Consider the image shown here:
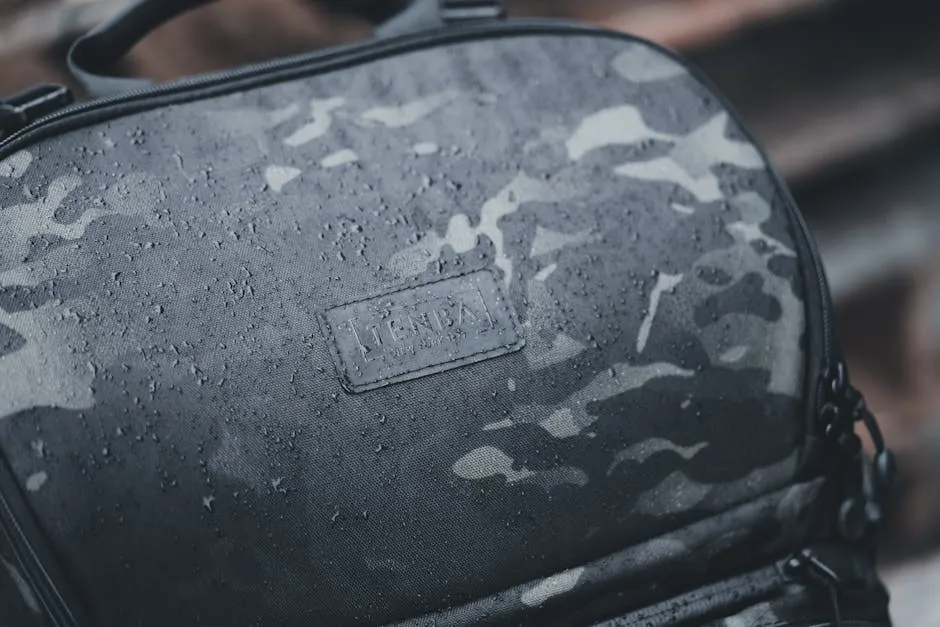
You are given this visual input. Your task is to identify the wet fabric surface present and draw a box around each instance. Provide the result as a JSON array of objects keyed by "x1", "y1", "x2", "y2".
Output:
[{"x1": 0, "y1": 32, "x2": 810, "y2": 625}]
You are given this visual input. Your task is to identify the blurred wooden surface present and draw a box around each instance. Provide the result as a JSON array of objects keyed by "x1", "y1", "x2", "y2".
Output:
[
  {"x1": 5, "y1": 0, "x2": 940, "y2": 188},
  {"x1": 0, "y1": 0, "x2": 833, "y2": 55},
  {"x1": 579, "y1": 0, "x2": 834, "y2": 49}
]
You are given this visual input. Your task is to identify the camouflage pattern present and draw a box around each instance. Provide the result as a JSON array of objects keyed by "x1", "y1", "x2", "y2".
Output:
[
  {"x1": 0, "y1": 31, "x2": 822, "y2": 625},
  {"x1": 390, "y1": 479, "x2": 827, "y2": 626}
]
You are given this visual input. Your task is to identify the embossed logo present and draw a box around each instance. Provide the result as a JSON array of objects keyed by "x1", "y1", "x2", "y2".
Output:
[{"x1": 321, "y1": 270, "x2": 523, "y2": 392}]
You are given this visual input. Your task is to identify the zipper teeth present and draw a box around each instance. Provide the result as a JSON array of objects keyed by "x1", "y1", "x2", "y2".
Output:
[
  {"x1": 788, "y1": 192, "x2": 834, "y2": 407},
  {"x1": 791, "y1": 204, "x2": 832, "y2": 366}
]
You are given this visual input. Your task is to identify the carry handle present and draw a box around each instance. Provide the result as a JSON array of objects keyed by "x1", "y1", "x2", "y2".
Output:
[{"x1": 68, "y1": 0, "x2": 504, "y2": 99}]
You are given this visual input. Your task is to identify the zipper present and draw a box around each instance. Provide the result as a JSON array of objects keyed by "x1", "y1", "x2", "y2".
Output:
[
  {"x1": 0, "y1": 84, "x2": 74, "y2": 137},
  {"x1": 815, "y1": 361, "x2": 897, "y2": 542},
  {"x1": 595, "y1": 545, "x2": 866, "y2": 627}
]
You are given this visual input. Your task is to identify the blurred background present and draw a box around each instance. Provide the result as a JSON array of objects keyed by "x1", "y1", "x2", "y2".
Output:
[{"x1": 2, "y1": 0, "x2": 939, "y2": 623}]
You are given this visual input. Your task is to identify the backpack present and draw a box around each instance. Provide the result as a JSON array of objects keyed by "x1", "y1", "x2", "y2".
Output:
[{"x1": 0, "y1": 1, "x2": 896, "y2": 625}]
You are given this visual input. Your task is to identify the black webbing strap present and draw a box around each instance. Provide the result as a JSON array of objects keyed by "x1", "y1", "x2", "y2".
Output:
[{"x1": 68, "y1": 0, "x2": 504, "y2": 99}]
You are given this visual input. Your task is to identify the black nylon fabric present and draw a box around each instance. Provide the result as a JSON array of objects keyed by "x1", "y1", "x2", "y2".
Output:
[{"x1": 0, "y1": 31, "x2": 820, "y2": 625}]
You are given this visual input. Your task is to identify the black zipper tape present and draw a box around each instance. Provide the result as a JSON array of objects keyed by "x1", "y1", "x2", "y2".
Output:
[{"x1": 816, "y1": 364, "x2": 897, "y2": 542}]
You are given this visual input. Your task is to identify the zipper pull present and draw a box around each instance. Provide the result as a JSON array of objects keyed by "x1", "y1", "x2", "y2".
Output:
[
  {"x1": 818, "y1": 360, "x2": 897, "y2": 542},
  {"x1": 783, "y1": 547, "x2": 845, "y2": 627},
  {"x1": 845, "y1": 384, "x2": 897, "y2": 495},
  {"x1": 0, "y1": 84, "x2": 73, "y2": 138}
]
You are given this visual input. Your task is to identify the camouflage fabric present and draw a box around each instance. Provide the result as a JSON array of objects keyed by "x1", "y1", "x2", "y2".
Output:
[
  {"x1": 0, "y1": 27, "x2": 856, "y2": 625},
  {"x1": 390, "y1": 479, "x2": 828, "y2": 625}
]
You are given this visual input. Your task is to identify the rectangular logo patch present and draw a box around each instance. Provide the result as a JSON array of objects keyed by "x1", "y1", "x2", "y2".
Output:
[{"x1": 321, "y1": 270, "x2": 524, "y2": 392}]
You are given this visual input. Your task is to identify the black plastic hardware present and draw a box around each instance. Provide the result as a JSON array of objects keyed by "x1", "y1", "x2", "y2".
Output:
[
  {"x1": 817, "y1": 360, "x2": 896, "y2": 542},
  {"x1": 440, "y1": 0, "x2": 505, "y2": 22},
  {"x1": 0, "y1": 85, "x2": 73, "y2": 137},
  {"x1": 784, "y1": 547, "x2": 845, "y2": 627}
]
